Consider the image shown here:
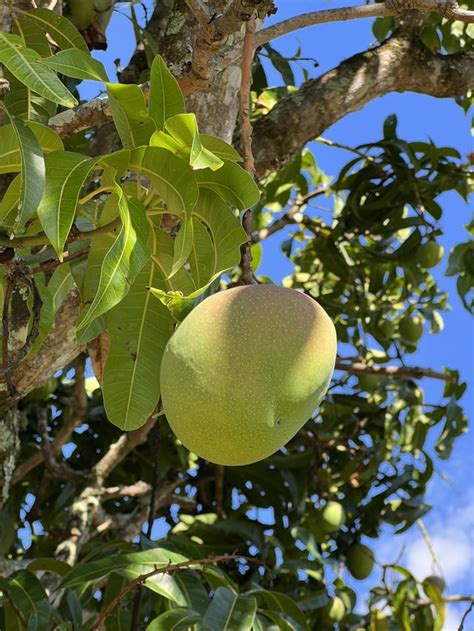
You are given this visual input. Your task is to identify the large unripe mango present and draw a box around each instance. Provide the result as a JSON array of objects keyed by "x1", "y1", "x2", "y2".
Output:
[
  {"x1": 160, "y1": 285, "x2": 337, "y2": 466},
  {"x1": 346, "y1": 543, "x2": 375, "y2": 580},
  {"x1": 318, "y1": 501, "x2": 346, "y2": 533}
]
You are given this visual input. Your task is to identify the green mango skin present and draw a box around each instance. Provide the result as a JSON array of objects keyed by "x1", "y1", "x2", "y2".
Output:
[
  {"x1": 160, "y1": 285, "x2": 337, "y2": 466},
  {"x1": 399, "y1": 314, "x2": 424, "y2": 343},
  {"x1": 325, "y1": 596, "x2": 346, "y2": 622},
  {"x1": 346, "y1": 543, "x2": 375, "y2": 580},
  {"x1": 319, "y1": 501, "x2": 346, "y2": 533},
  {"x1": 415, "y1": 241, "x2": 444, "y2": 269}
]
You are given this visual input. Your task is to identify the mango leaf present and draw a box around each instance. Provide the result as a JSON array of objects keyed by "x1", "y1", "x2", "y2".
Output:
[
  {"x1": 27, "y1": 558, "x2": 71, "y2": 577},
  {"x1": 107, "y1": 83, "x2": 156, "y2": 148},
  {"x1": 7, "y1": 113, "x2": 45, "y2": 232},
  {"x1": 201, "y1": 587, "x2": 257, "y2": 631},
  {"x1": 173, "y1": 572, "x2": 210, "y2": 613},
  {"x1": 128, "y1": 147, "x2": 199, "y2": 276},
  {"x1": 200, "y1": 134, "x2": 242, "y2": 163},
  {"x1": 14, "y1": 18, "x2": 51, "y2": 57},
  {"x1": 0, "y1": 121, "x2": 61, "y2": 175},
  {"x1": 146, "y1": 608, "x2": 201, "y2": 631},
  {"x1": 422, "y1": 579, "x2": 446, "y2": 631},
  {"x1": 164, "y1": 113, "x2": 224, "y2": 171},
  {"x1": 76, "y1": 192, "x2": 150, "y2": 342},
  {"x1": 251, "y1": 590, "x2": 308, "y2": 630},
  {"x1": 103, "y1": 226, "x2": 175, "y2": 431},
  {"x1": 37, "y1": 152, "x2": 99, "y2": 258},
  {"x1": 148, "y1": 55, "x2": 185, "y2": 131},
  {"x1": 61, "y1": 548, "x2": 188, "y2": 589},
  {"x1": 0, "y1": 176, "x2": 21, "y2": 228},
  {"x1": 195, "y1": 160, "x2": 260, "y2": 209},
  {"x1": 43, "y1": 49, "x2": 109, "y2": 82},
  {"x1": 0, "y1": 571, "x2": 51, "y2": 630},
  {"x1": 20, "y1": 7, "x2": 89, "y2": 52},
  {"x1": 0, "y1": 33, "x2": 77, "y2": 107}
]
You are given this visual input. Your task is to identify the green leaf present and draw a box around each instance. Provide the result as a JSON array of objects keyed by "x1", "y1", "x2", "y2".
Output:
[
  {"x1": 201, "y1": 588, "x2": 257, "y2": 631},
  {"x1": 1, "y1": 571, "x2": 51, "y2": 629},
  {"x1": 200, "y1": 135, "x2": 242, "y2": 163},
  {"x1": 146, "y1": 608, "x2": 201, "y2": 631},
  {"x1": 76, "y1": 191, "x2": 150, "y2": 342},
  {"x1": 61, "y1": 548, "x2": 188, "y2": 589},
  {"x1": 0, "y1": 175, "x2": 21, "y2": 228},
  {"x1": 43, "y1": 49, "x2": 109, "y2": 82},
  {"x1": 21, "y1": 7, "x2": 89, "y2": 52},
  {"x1": 37, "y1": 152, "x2": 99, "y2": 258},
  {"x1": 195, "y1": 161, "x2": 260, "y2": 210},
  {"x1": 103, "y1": 226, "x2": 176, "y2": 431},
  {"x1": 107, "y1": 83, "x2": 156, "y2": 148},
  {"x1": 164, "y1": 113, "x2": 224, "y2": 171},
  {"x1": 148, "y1": 55, "x2": 185, "y2": 131},
  {"x1": 128, "y1": 147, "x2": 199, "y2": 276},
  {"x1": 422, "y1": 579, "x2": 446, "y2": 631},
  {"x1": 27, "y1": 558, "x2": 71, "y2": 577},
  {"x1": 0, "y1": 33, "x2": 77, "y2": 107},
  {"x1": 0, "y1": 121, "x2": 61, "y2": 176},
  {"x1": 14, "y1": 18, "x2": 51, "y2": 57},
  {"x1": 7, "y1": 113, "x2": 45, "y2": 232},
  {"x1": 251, "y1": 591, "x2": 308, "y2": 631}
]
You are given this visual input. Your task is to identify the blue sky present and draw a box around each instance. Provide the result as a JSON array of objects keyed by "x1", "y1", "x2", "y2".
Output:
[{"x1": 25, "y1": 2, "x2": 473, "y2": 626}]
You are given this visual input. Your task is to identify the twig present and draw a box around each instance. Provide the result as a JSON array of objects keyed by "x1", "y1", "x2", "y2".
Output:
[
  {"x1": 255, "y1": 1, "x2": 474, "y2": 47},
  {"x1": 37, "y1": 408, "x2": 85, "y2": 483},
  {"x1": 239, "y1": 14, "x2": 258, "y2": 285},
  {"x1": 252, "y1": 189, "x2": 328, "y2": 242},
  {"x1": 30, "y1": 246, "x2": 91, "y2": 275},
  {"x1": 91, "y1": 555, "x2": 261, "y2": 631},
  {"x1": 416, "y1": 518, "x2": 444, "y2": 576},
  {"x1": 186, "y1": 0, "x2": 210, "y2": 26},
  {"x1": 416, "y1": 595, "x2": 474, "y2": 607},
  {"x1": 335, "y1": 360, "x2": 456, "y2": 382},
  {"x1": 12, "y1": 355, "x2": 87, "y2": 485},
  {"x1": 459, "y1": 603, "x2": 474, "y2": 630}
]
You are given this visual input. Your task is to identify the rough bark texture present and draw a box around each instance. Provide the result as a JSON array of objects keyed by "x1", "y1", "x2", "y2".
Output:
[
  {"x1": 252, "y1": 31, "x2": 474, "y2": 177},
  {"x1": 0, "y1": 409, "x2": 20, "y2": 507}
]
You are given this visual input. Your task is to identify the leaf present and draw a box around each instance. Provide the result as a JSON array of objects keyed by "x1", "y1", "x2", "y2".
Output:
[
  {"x1": 0, "y1": 121, "x2": 61, "y2": 176},
  {"x1": 251, "y1": 591, "x2": 308, "y2": 631},
  {"x1": 14, "y1": 18, "x2": 51, "y2": 57},
  {"x1": 148, "y1": 55, "x2": 185, "y2": 131},
  {"x1": 195, "y1": 161, "x2": 260, "y2": 210},
  {"x1": 164, "y1": 113, "x2": 224, "y2": 171},
  {"x1": 37, "y1": 152, "x2": 99, "y2": 258},
  {"x1": 0, "y1": 499, "x2": 16, "y2": 555},
  {"x1": 107, "y1": 83, "x2": 156, "y2": 148},
  {"x1": 27, "y1": 558, "x2": 71, "y2": 577},
  {"x1": 200, "y1": 135, "x2": 242, "y2": 163},
  {"x1": 201, "y1": 588, "x2": 257, "y2": 631},
  {"x1": 0, "y1": 33, "x2": 77, "y2": 107},
  {"x1": 21, "y1": 8, "x2": 89, "y2": 52},
  {"x1": 422, "y1": 580, "x2": 446, "y2": 631},
  {"x1": 103, "y1": 226, "x2": 175, "y2": 431},
  {"x1": 146, "y1": 608, "x2": 201, "y2": 631},
  {"x1": 128, "y1": 147, "x2": 199, "y2": 276},
  {"x1": 76, "y1": 192, "x2": 150, "y2": 342},
  {"x1": 1, "y1": 571, "x2": 51, "y2": 629},
  {"x1": 7, "y1": 113, "x2": 45, "y2": 232},
  {"x1": 43, "y1": 49, "x2": 109, "y2": 82},
  {"x1": 0, "y1": 176, "x2": 21, "y2": 228},
  {"x1": 61, "y1": 548, "x2": 188, "y2": 589}
]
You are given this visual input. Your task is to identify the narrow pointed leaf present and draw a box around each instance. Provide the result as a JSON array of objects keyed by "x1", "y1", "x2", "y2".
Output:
[
  {"x1": 149, "y1": 55, "x2": 185, "y2": 131},
  {"x1": 164, "y1": 113, "x2": 224, "y2": 171},
  {"x1": 0, "y1": 121, "x2": 62, "y2": 175},
  {"x1": 7, "y1": 114, "x2": 45, "y2": 231},
  {"x1": 107, "y1": 83, "x2": 156, "y2": 148},
  {"x1": 43, "y1": 49, "x2": 109, "y2": 82},
  {"x1": 195, "y1": 160, "x2": 260, "y2": 209},
  {"x1": 1, "y1": 571, "x2": 51, "y2": 629},
  {"x1": 146, "y1": 608, "x2": 201, "y2": 630},
  {"x1": 200, "y1": 134, "x2": 242, "y2": 162},
  {"x1": 0, "y1": 33, "x2": 77, "y2": 107},
  {"x1": 103, "y1": 227, "x2": 175, "y2": 431},
  {"x1": 76, "y1": 192, "x2": 150, "y2": 342},
  {"x1": 37, "y1": 152, "x2": 99, "y2": 258},
  {"x1": 61, "y1": 548, "x2": 187, "y2": 589},
  {"x1": 15, "y1": 18, "x2": 51, "y2": 57},
  {"x1": 21, "y1": 8, "x2": 89, "y2": 52},
  {"x1": 201, "y1": 587, "x2": 257, "y2": 631}
]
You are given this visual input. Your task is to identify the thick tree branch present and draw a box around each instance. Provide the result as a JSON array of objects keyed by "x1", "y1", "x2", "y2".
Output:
[
  {"x1": 252, "y1": 35, "x2": 474, "y2": 178},
  {"x1": 256, "y1": 1, "x2": 474, "y2": 46},
  {"x1": 335, "y1": 360, "x2": 455, "y2": 381}
]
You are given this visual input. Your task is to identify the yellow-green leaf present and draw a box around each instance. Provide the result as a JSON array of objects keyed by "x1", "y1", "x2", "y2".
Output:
[{"x1": 148, "y1": 55, "x2": 185, "y2": 131}]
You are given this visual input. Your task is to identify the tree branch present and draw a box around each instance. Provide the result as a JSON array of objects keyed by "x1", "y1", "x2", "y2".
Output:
[
  {"x1": 11, "y1": 355, "x2": 87, "y2": 485},
  {"x1": 252, "y1": 36, "x2": 474, "y2": 178},
  {"x1": 335, "y1": 360, "x2": 455, "y2": 381},
  {"x1": 185, "y1": 0, "x2": 210, "y2": 27},
  {"x1": 255, "y1": 1, "x2": 474, "y2": 47}
]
